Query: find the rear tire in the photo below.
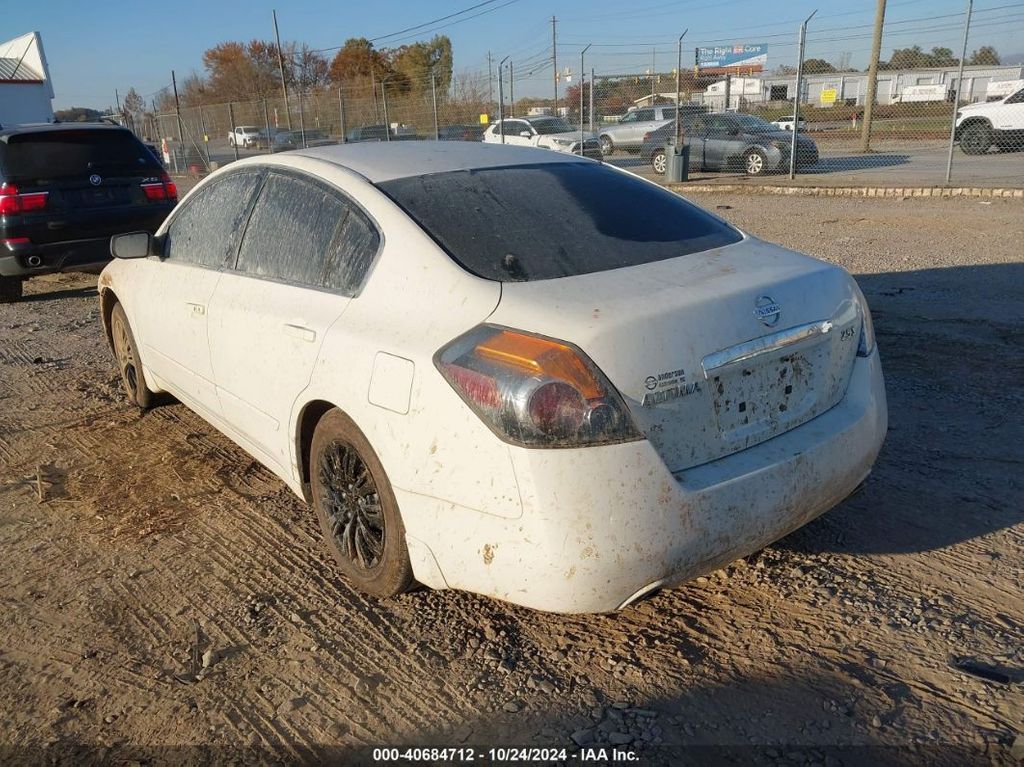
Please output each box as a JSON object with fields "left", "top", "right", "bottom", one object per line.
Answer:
{"left": 110, "top": 302, "right": 154, "bottom": 409}
{"left": 311, "top": 409, "right": 414, "bottom": 598}
{"left": 599, "top": 135, "right": 614, "bottom": 155}
{"left": 744, "top": 148, "right": 767, "bottom": 176}
{"left": 651, "top": 150, "right": 667, "bottom": 175}
{"left": 959, "top": 123, "right": 992, "bottom": 155}
{"left": 0, "top": 276, "right": 23, "bottom": 303}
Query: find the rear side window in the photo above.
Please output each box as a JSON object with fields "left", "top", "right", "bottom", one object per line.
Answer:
{"left": 0, "top": 130, "right": 161, "bottom": 183}
{"left": 164, "top": 171, "right": 261, "bottom": 268}
{"left": 235, "top": 172, "right": 380, "bottom": 294}
{"left": 378, "top": 163, "right": 741, "bottom": 282}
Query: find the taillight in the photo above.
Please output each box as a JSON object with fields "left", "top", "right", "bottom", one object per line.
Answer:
{"left": 141, "top": 172, "right": 178, "bottom": 202}
{"left": 436, "top": 325, "right": 642, "bottom": 448}
{"left": 0, "top": 182, "right": 48, "bottom": 215}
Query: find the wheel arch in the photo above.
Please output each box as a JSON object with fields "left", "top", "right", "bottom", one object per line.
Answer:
{"left": 956, "top": 116, "right": 993, "bottom": 136}
{"left": 99, "top": 286, "right": 120, "bottom": 352}
{"left": 295, "top": 398, "right": 341, "bottom": 502}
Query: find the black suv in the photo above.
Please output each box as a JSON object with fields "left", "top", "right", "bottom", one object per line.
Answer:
{"left": 0, "top": 123, "right": 177, "bottom": 302}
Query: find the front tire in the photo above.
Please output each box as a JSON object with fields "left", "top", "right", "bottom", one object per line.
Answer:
{"left": 599, "top": 135, "right": 614, "bottom": 155}
{"left": 311, "top": 409, "right": 414, "bottom": 598}
{"left": 110, "top": 303, "right": 154, "bottom": 409}
{"left": 744, "top": 148, "right": 767, "bottom": 176}
{"left": 651, "top": 149, "right": 667, "bottom": 174}
{"left": 959, "top": 122, "right": 992, "bottom": 155}
{"left": 0, "top": 276, "right": 23, "bottom": 303}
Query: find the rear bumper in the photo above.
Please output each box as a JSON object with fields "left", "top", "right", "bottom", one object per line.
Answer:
{"left": 0, "top": 236, "right": 115, "bottom": 277}
{"left": 398, "top": 350, "right": 887, "bottom": 613}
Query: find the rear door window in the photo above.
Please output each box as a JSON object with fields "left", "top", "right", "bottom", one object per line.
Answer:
{"left": 378, "top": 162, "right": 741, "bottom": 282}
{"left": 0, "top": 129, "right": 161, "bottom": 183}
{"left": 164, "top": 171, "right": 262, "bottom": 268}
{"left": 234, "top": 172, "right": 380, "bottom": 294}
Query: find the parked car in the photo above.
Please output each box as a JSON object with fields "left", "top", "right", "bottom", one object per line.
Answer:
{"left": 228, "top": 125, "right": 261, "bottom": 149}
{"left": 438, "top": 124, "right": 486, "bottom": 141}
{"left": 955, "top": 82, "right": 1024, "bottom": 154}
{"left": 641, "top": 113, "right": 819, "bottom": 176}
{"left": 272, "top": 129, "right": 334, "bottom": 151}
{"left": 346, "top": 125, "right": 391, "bottom": 143}
{"left": 772, "top": 117, "right": 807, "bottom": 131}
{"left": 98, "top": 142, "right": 885, "bottom": 613}
{"left": 0, "top": 123, "right": 177, "bottom": 302}
{"left": 482, "top": 116, "right": 602, "bottom": 158}
{"left": 598, "top": 103, "right": 706, "bottom": 155}
{"left": 256, "top": 127, "right": 287, "bottom": 149}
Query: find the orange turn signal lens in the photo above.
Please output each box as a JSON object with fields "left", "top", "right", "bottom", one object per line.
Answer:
{"left": 475, "top": 330, "right": 604, "bottom": 399}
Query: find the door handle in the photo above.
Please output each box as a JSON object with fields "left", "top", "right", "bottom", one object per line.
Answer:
{"left": 186, "top": 302, "right": 205, "bottom": 317}
{"left": 283, "top": 323, "right": 316, "bottom": 343}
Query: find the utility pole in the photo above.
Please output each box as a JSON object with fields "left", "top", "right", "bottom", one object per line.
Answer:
{"left": 790, "top": 9, "right": 817, "bottom": 179}
{"left": 945, "top": 0, "right": 973, "bottom": 183}
{"left": 590, "top": 67, "right": 595, "bottom": 135}
{"left": 273, "top": 9, "right": 293, "bottom": 129}
{"left": 171, "top": 70, "right": 184, "bottom": 173}
{"left": 115, "top": 88, "right": 122, "bottom": 121}
{"left": 676, "top": 30, "right": 688, "bottom": 146}
{"left": 860, "top": 0, "right": 886, "bottom": 152}
{"left": 509, "top": 60, "right": 515, "bottom": 116}
{"left": 499, "top": 55, "right": 510, "bottom": 142}
{"left": 487, "top": 52, "right": 494, "bottom": 111}
{"left": 551, "top": 16, "right": 558, "bottom": 112}
{"left": 381, "top": 78, "right": 391, "bottom": 141}
{"left": 431, "top": 72, "right": 439, "bottom": 140}
{"left": 651, "top": 47, "right": 656, "bottom": 103}
{"left": 580, "top": 44, "right": 591, "bottom": 150}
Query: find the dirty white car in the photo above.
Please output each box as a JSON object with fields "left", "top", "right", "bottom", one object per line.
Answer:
{"left": 482, "top": 116, "right": 603, "bottom": 159}
{"left": 98, "top": 143, "right": 886, "bottom": 613}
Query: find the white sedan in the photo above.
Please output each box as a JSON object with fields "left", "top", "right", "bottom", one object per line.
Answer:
{"left": 482, "top": 116, "right": 603, "bottom": 159}
{"left": 98, "top": 143, "right": 887, "bottom": 613}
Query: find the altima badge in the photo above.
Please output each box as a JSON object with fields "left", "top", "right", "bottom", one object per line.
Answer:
{"left": 753, "top": 295, "right": 782, "bottom": 327}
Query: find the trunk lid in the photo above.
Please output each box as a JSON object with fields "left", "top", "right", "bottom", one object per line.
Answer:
{"left": 488, "top": 236, "right": 862, "bottom": 471}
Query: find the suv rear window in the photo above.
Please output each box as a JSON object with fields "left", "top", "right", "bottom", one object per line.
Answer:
{"left": 377, "top": 163, "right": 742, "bottom": 282}
{"left": 0, "top": 129, "right": 160, "bottom": 183}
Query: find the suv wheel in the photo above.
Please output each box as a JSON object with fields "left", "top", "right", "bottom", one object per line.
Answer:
{"left": 311, "top": 409, "right": 415, "bottom": 598}
{"left": 960, "top": 122, "right": 992, "bottom": 155}
{"left": 651, "top": 150, "right": 667, "bottom": 174}
{"left": 599, "top": 135, "right": 614, "bottom": 155}
{"left": 0, "top": 276, "right": 23, "bottom": 303}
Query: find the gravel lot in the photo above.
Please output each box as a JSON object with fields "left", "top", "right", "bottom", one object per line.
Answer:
{"left": 0, "top": 192, "right": 1021, "bottom": 765}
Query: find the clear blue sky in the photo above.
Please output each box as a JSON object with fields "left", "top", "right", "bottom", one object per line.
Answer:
{"left": 9, "top": 0, "right": 1024, "bottom": 109}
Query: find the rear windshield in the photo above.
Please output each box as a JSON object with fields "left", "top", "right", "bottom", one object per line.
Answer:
{"left": 0, "top": 129, "right": 160, "bottom": 183}
{"left": 377, "top": 163, "right": 742, "bottom": 282}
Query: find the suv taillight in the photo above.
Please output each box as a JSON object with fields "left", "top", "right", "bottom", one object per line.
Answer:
{"left": 0, "top": 182, "right": 48, "bottom": 215}
{"left": 141, "top": 172, "right": 178, "bottom": 202}
{"left": 437, "top": 325, "right": 642, "bottom": 448}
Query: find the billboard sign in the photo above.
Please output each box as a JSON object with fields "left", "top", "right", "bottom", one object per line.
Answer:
{"left": 696, "top": 43, "right": 768, "bottom": 73}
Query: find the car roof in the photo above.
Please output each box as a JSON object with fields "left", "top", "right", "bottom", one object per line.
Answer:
{"left": 293, "top": 142, "right": 589, "bottom": 183}
{"left": 0, "top": 122, "right": 132, "bottom": 139}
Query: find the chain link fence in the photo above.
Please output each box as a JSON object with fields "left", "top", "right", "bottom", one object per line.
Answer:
{"left": 135, "top": 61, "right": 1023, "bottom": 188}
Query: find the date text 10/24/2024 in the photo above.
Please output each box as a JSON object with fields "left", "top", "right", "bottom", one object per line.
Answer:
{"left": 371, "top": 747, "right": 640, "bottom": 762}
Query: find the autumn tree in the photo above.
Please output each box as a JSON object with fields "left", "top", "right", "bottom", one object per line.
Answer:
{"left": 969, "top": 46, "right": 1000, "bottom": 65}
{"left": 329, "top": 38, "right": 389, "bottom": 83}
{"left": 202, "top": 40, "right": 283, "bottom": 101}
{"left": 802, "top": 58, "right": 837, "bottom": 74}
{"left": 390, "top": 36, "right": 453, "bottom": 94}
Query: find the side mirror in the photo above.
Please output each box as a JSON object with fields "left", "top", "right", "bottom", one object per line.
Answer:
{"left": 519, "top": 131, "right": 532, "bottom": 138}
{"left": 110, "top": 231, "right": 153, "bottom": 259}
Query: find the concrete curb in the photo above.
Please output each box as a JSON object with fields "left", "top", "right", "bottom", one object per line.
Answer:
{"left": 665, "top": 183, "right": 1024, "bottom": 199}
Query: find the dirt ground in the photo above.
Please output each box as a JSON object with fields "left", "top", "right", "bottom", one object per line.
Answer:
{"left": 0, "top": 192, "right": 1021, "bottom": 765}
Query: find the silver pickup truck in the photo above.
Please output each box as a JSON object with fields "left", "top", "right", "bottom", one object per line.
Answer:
{"left": 599, "top": 103, "right": 706, "bottom": 155}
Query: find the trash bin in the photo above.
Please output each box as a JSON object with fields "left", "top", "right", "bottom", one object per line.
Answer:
{"left": 664, "top": 138, "right": 690, "bottom": 183}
